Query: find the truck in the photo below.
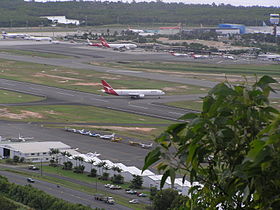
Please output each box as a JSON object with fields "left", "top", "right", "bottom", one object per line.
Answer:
{"left": 104, "top": 197, "right": 115, "bottom": 205}
{"left": 94, "top": 194, "right": 115, "bottom": 205}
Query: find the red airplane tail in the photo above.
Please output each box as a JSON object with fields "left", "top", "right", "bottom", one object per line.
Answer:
{"left": 101, "top": 80, "right": 118, "bottom": 95}
{"left": 99, "top": 37, "right": 110, "bottom": 48}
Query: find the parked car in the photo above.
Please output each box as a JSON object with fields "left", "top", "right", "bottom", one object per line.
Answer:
{"left": 129, "top": 199, "right": 139, "bottom": 204}
{"left": 94, "top": 194, "right": 105, "bottom": 201}
{"left": 28, "top": 165, "right": 39, "bottom": 170}
{"left": 104, "top": 184, "right": 111, "bottom": 188}
{"left": 137, "top": 193, "right": 148, "bottom": 197}
{"left": 27, "top": 178, "right": 35, "bottom": 183}
{"left": 109, "top": 185, "right": 122, "bottom": 190}
{"left": 126, "top": 190, "right": 137, "bottom": 194}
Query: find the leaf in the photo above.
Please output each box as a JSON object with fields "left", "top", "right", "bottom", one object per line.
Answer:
{"left": 242, "top": 185, "right": 250, "bottom": 203}
{"left": 179, "top": 113, "right": 198, "bottom": 120}
{"left": 142, "top": 147, "right": 161, "bottom": 172}
{"left": 160, "top": 170, "right": 170, "bottom": 189}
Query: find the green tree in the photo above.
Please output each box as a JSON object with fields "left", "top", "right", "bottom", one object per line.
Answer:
{"left": 130, "top": 175, "right": 143, "bottom": 189}
{"left": 12, "top": 155, "right": 20, "bottom": 163}
{"left": 152, "top": 188, "right": 188, "bottom": 210}
{"left": 143, "top": 75, "right": 280, "bottom": 209}
{"left": 111, "top": 174, "right": 124, "bottom": 184}
{"left": 62, "top": 161, "right": 73, "bottom": 170}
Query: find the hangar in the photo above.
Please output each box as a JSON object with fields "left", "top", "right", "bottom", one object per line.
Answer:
{"left": 0, "top": 141, "right": 76, "bottom": 162}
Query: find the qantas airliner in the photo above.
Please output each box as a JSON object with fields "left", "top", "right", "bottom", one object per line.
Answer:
{"left": 99, "top": 37, "right": 137, "bottom": 50}
{"left": 101, "top": 80, "right": 165, "bottom": 99}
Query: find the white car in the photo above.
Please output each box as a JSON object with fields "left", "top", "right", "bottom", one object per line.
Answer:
{"left": 129, "top": 199, "right": 139, "bottom": 204}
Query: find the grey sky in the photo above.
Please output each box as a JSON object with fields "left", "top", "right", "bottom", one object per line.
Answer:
{"left": 27, "top": 0, "right": 279, "bottom": 7}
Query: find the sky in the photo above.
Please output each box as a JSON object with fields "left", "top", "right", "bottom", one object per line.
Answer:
{"left": 26, "top": 0, "right": 279, "bottom": 7}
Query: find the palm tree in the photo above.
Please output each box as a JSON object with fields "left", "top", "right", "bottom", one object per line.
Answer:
{"left": 88, "top": 159, "right": 95, "bottom": 171}
{"left": 60, "top": 151, "right": 68, "bottom": 163}
{"left": 73, "top": 156, "right": 80, "bottom": 167}
{"left": 49, "top": 148, "right": 60, "bottom": 165}
{"left": 112, "top": 165, "right": 122, "bottom": 175}
{"left": 96, "top": 161, "right": 106, "bottom": 176}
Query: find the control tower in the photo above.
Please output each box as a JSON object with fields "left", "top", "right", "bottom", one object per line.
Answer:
{"left": 270, "top": 14, "right": 279, "bottom": 36}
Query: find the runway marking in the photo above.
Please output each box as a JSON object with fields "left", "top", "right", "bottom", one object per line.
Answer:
{"left": 169, "top": 111, "right": 183, "bottom": 115}
{"left": 29, "top": 87, "right": 42, "bottom": 91}
{"left": 128, "top": 104, "right": 148, "bottom": 109}
{"left": 1, "top": 83, "right": 16, "bottom": 86}
{"left": 57, "top": 92, "right": 74, "bottom": 96}
{"left": 94, "top": 98, "right": 108, "bottom": 102}
{"left": 106, "top": 70, "right": 142, "bottom": 74}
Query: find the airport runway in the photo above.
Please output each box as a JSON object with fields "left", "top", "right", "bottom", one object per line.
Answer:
{"left": 0, "top": 78, "right": 200, "bottom": 121}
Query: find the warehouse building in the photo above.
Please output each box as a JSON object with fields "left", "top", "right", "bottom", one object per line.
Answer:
{"left": 0, "top": 141, "right": 77, "bottom": 162}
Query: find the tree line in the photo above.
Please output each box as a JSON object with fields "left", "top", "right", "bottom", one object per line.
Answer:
{"left": 0, "top": 0, "right": 278, "bottom": 27}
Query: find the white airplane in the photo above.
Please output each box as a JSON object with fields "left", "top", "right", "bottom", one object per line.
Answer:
{"left": 139, "top": 143, "right": 153, "bottom": 149}
{"left": 2, "top": 32, "right": 28, "bottom": 39}
{"left": 222, "top": 55, "right": 235, "bottom": 60}
{"left": 24, "top": 36, "right": 52, "bottom": 41}
{"left": 99, "top": 133, "right": 115, "bottom": 140}
{"left": 128, "top": 28, "right": 144, "bottom": 33}
{"left": 170, "top": 51, "right": 189, "bottom": 57}
{"left": 99, "top": 37, "right": 137, "bottom": 50}
{"left": 101, "top": 80, "right": 165, "bottom": 99}
{"left": 191, "top": 54, "right": 209, "bottom": 59}
{"left": 18, "top": 134, "right": 34, "bottom": 142}
{"left": 138, "top": 32, "right": 155, "bottom": 37}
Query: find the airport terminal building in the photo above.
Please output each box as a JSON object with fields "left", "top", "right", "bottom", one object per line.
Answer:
{"left": 0, "top": 141, "right": 76, "bottom": 162}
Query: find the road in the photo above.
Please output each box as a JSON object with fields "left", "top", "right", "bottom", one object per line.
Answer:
{"left": 0, "top": 169, "right": 132, "bottom": 210}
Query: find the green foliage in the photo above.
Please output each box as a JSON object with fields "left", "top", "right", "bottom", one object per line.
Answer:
{"left": 143, "top": 75, "right": 280, "bottom": 209}
{"left": 13, "top": 155, "right": 20, "bottom": 163}
{"left": 62, "top": 161, "right": 73, "bottom": 170}
{"left": 73, "top": 165, "right": 85, "bottom": 174}
{"left": 150, "top": 187, "right": 158, "bottom": 200}
{"left": 130, "top": 175, "right": 143, "bottom": 189}
{"left": 111, "top": 174, "right": 124, "bottom": 184}
{"left": 88, "top": 168, "right": 97, "bottom": 177}
{"left": 152, "top": 188, "right": 188, "bottom": 210}
{"left": 0, "top": 1, "right": 277, "bottom": 27}
{"left": 99, "top": 172, "right": 109, "bottom": 181}
{"left": 0, "top": 195, "right": 17, "bottom": 210}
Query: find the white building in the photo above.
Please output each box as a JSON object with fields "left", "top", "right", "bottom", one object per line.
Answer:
{"left": 41, "top": 16, "right": 80, "bottom": 25}
{"left": 0, "top": 141, "right": 77, "bottom": 162}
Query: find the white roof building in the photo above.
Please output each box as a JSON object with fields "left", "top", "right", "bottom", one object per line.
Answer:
{"left": 41, "top": 16, "right": 80, "bottom": 25}
{"left": 0, "top": 141, "right": 73, "bottom": 162}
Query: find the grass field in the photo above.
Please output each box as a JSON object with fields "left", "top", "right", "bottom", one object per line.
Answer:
{"left": 0, "top": 49, "right": 72, "bottom": 59}
{"left": 1, "top": 105, "right": 171, "bottom": 124}
{"left": 0, "top": 59, "right": 207, "bottom": 96}
{"left": 99, "top": 61, "right": 280, "bottom": 76}
{"left": 165, "top": 98, "right": 280, "bottom": 111}
{"left": 0, "top": 90, "right": 44, "bottom": 104}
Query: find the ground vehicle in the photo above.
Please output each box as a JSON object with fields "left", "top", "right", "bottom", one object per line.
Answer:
{"left": 137, "top": 193, "right": 148, "bottom": 197}
{"left": 28, "top": 165, "right": 39, "bottom": 170}
{"left": 126, "top": 190, "right": 137, "bottom": 194}
{"left": 109, "top": 185, "right": 121, "bottom": 190}
{"left": 104, "top": 197, "right": 115, "bottom": 205}
{"left": 27, "top": 178, "right": 35, "bottom": 183}
{"left": 129, "top": 199, "right": 139, "bottom": 204}
{"left": 94, "top": 194, "right": 105, "bottom": 201}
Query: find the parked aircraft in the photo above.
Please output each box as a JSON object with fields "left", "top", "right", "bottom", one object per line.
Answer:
{"left": 2, "top": 32, "right": 28, "bottom": 39}
{"left": 139, "top": 143, "right": 153, "bottom": 149}
{"left": 170, "top": 51, "right": 189, "bottom": 57}
{"left": 87, "top": 39, "right": 103, "bottom": 47}
{"left": 128, "top": 28, "right": 144, "bottom": 33}
{"left": 99, "top": 37, "right": 137, "bottom": 50}
{"left": 18, "top": 134, "right": 34, "bottom": 142}
{"left": 222, "top": 55, "right": 235, "bottom": 60}
{"left": 24, "top": 36, "right": 52, "bottom": 41}
{"left": 101, "top": 80, "right": 165, "bottom": 99}
{"left": 191, "top": 54, "right": 209, "bottom": 59}
{"left": 100, "top": 133, "right": 115, "bottom": 140}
